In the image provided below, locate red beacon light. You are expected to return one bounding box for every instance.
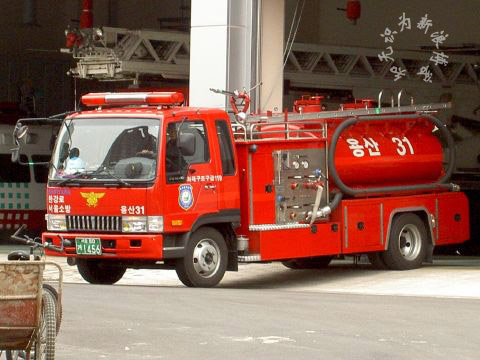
[81,92,185,107]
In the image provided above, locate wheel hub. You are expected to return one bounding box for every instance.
[192,239,220,278]
[398,224,422,261]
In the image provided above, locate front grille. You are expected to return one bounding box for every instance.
[67,215,121,232]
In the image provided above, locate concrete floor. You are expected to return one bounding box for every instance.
[1,246,478,298]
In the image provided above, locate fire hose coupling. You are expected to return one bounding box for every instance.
[306,192,344,223]
[306,206,331,221]
[303,181,324,190]
[451,183,460,192]
[314,168,326,179]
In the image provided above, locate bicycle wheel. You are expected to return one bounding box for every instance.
[42,284,62,334]
[33,291,57,360]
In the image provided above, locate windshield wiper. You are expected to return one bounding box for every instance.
[55,168,131,187]
[49,110,78,119]
[55,170,97,186]
[94,166,131,186]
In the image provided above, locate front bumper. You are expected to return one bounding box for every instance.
[42,232,165,260]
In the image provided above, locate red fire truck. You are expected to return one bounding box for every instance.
[12,91,470,287]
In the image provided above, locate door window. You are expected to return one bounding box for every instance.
[166,120,210,183]
[215,120,235,176]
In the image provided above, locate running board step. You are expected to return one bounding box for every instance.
[238,254,262,262]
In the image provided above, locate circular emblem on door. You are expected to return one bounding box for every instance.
[178,184,194,210]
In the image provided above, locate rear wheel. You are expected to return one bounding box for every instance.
[77,259,127,284]
[282,256,333,269]
[175,227,228,287]
[382,213,427,270]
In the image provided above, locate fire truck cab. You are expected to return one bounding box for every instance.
[13,91,470,287]
[38,92,240,287]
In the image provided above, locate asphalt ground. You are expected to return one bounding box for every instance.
[51,284,480,359]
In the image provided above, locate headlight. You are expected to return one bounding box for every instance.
[46,214,67,231]
[122,216,163,233]
[147,216,163,232]
[122,216,147,233]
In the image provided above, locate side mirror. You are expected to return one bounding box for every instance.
[13,124,29,141]
[59,143,70,163]
[178,132,196,156]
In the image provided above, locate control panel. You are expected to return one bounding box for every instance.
[273,149,328,224]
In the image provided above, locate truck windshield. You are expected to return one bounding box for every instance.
[49,118,160,183]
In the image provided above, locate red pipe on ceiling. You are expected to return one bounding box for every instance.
[80,0,93,29]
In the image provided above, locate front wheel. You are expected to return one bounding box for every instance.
[42,284,62,334]
[382,213,427,270]
[33,291,57,360]
[77,259,127,284]
[175,227,228,288]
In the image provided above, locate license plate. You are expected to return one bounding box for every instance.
[76,238,102,255]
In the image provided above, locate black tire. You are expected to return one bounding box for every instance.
[282,256,333,269]
[175,227,228,288]
[77,259,127,284]
[43,284,62,334]
[33,291,57,360]
[382,213,427,270]
[368,252,389,270]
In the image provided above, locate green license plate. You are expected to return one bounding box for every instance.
[76,238,102,255]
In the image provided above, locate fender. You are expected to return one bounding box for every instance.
[384,206,435,262]
[162,209,241,260]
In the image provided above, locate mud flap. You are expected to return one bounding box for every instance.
[227,250,238,271]
[425,242,434,263]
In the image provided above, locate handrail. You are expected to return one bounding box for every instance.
[397,88,415,108]
[377,88,395,108]
[248,120,326,140]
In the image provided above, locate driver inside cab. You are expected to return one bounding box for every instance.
[165,123,187,174]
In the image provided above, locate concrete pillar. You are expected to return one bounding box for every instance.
[189,0,285,113]
[189,0,255,109]
[258,0,284,112]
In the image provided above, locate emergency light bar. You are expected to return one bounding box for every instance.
[81,92,185,107]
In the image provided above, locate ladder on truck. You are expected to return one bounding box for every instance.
[232,90,452,142]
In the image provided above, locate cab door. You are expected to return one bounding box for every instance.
[212,115,240,211]
[163,117,219,232]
